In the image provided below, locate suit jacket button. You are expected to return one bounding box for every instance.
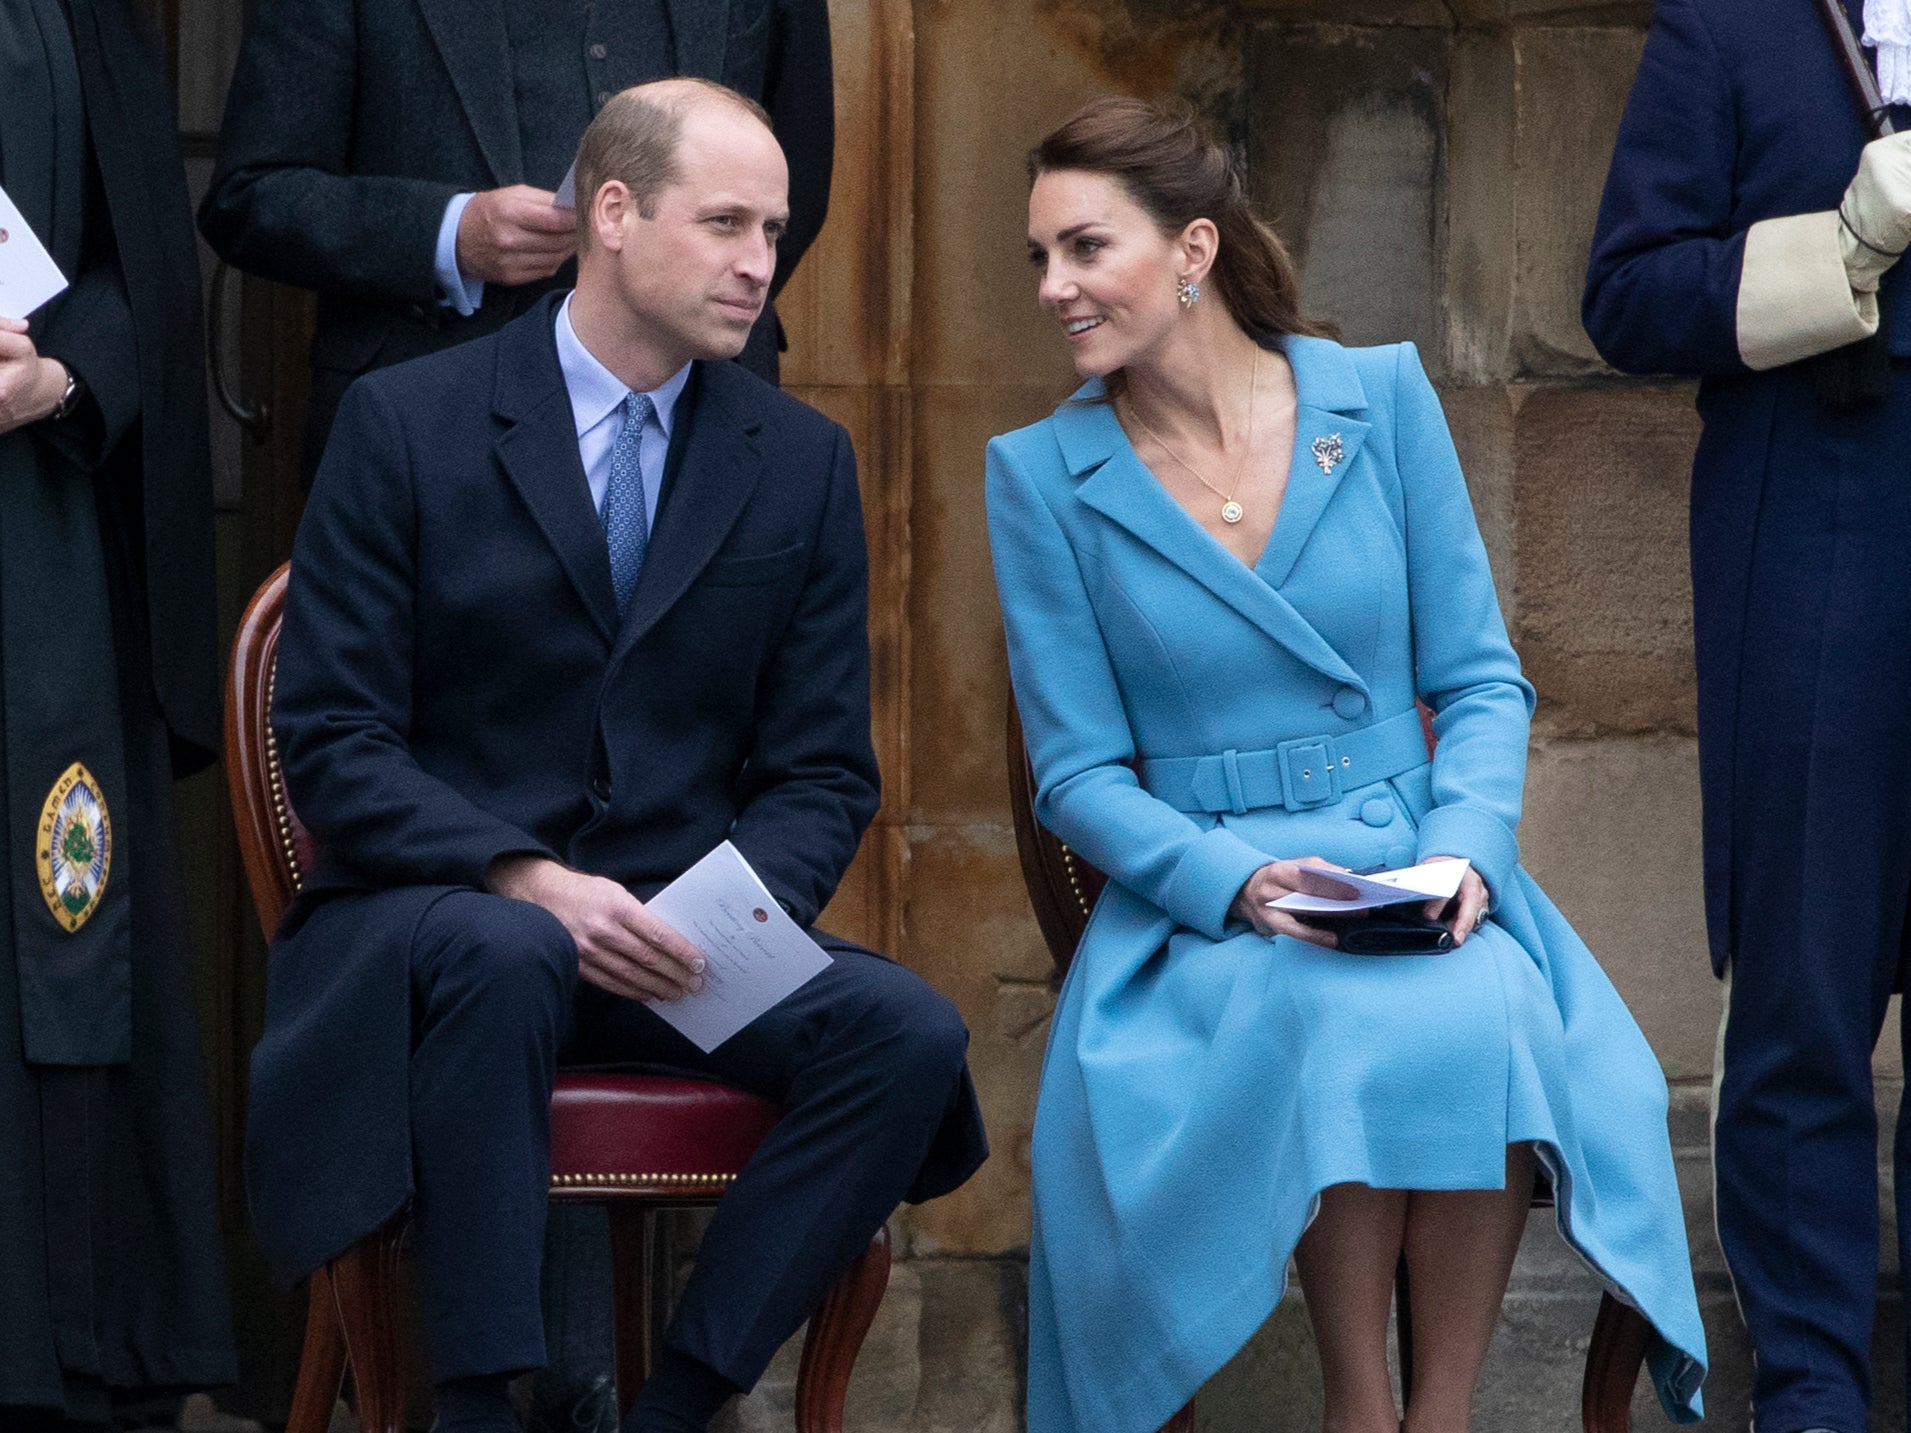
[589,42,608,59]
[596,90,612,107]
[591,776,611,801]
[1332,687,1366,720]
[1360,798,1393,828]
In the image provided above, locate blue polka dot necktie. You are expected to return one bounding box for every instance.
[603,391,651,614]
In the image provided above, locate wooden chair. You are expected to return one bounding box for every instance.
[1004,697,1653,1433]
[226,562,890,1433]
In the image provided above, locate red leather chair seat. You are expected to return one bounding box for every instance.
[549,1074,782,1193]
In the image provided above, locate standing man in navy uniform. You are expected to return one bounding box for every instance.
[1586,3,1911,1429]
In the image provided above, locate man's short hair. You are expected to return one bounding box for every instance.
[573,80,774,250]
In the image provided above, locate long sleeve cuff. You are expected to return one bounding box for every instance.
[434,193,485,316]
[1736,210,1879,370]
[1415,806,1519,910]
[1159,824,1274,940]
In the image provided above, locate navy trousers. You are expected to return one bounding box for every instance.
[406,891,973,1387]
[1712,363,1911,1433]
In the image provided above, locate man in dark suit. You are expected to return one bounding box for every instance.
[1585,3,1911,1429]
[197,0,831,481]
[253,81,985,1433]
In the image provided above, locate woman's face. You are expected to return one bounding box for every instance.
[1027,169,1186,377]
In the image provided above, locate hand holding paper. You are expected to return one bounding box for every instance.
[0,184,68,321]
[1268,857,1470,914]
[643,842,832,1052]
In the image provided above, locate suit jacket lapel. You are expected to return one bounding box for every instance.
[1057,383,1365,691]
[613,363,764,654]
[492,301,619,642]
[415,0,522,185]
[666,0,731,78]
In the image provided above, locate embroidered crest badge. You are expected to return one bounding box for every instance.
[36,762,112,933]
[1312,433,1345,475]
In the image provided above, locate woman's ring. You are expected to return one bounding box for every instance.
[1471,913,1486,933]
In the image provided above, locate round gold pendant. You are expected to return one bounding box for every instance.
[1221,500,1244,524]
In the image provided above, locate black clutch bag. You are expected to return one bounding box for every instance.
[1296,905,1454,955]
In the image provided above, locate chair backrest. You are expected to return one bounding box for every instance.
[225,561,316,938]
[1005,694,1107,982]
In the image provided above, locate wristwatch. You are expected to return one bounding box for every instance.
[49,364,83,421]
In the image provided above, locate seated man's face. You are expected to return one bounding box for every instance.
[615,104,791,363]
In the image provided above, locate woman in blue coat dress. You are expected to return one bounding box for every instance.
[986,99,1707,1433]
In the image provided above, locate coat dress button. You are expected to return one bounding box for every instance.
[1360,798,1393,828]
[1332,687,1366,720]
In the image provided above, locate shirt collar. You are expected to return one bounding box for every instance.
[555,291,691,440]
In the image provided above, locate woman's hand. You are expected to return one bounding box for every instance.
[0,318,67,436]
[1422,858,1489,948]
[1229,858,1359,949]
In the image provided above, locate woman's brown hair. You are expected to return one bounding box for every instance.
[1029,97,1335,347]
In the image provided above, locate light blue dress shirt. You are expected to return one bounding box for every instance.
[434,194,485,316]
[553,291,689,530]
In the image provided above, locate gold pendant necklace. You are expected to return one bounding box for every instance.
[1123,348,1260,525]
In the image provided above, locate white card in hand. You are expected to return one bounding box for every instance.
[552,161,577,209]
[643,841,832,1052]
[1268,857,1470,914]
[0,184,68,320]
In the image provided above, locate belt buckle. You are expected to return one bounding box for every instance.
[1277,737,1338,809]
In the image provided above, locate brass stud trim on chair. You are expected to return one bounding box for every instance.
[1061,846,1091,919]
[549,1171,739,1189]
[265,666,304,893]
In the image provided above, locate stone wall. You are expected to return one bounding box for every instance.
[752,1,1907,1428]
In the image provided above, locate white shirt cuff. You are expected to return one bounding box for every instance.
[1736,210,1880,371]
[434,193,485,316]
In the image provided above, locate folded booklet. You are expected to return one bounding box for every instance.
[1266,856,1469,915]
[0,183,68,320]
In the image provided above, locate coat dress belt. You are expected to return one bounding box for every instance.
[1135,709,1428,816]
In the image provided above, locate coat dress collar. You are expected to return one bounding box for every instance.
[1048,335,1374,692]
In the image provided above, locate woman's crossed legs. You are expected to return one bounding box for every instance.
[1293,1144,1536,1433]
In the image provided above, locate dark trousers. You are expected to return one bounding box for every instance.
[406,891,971,1386]
[1711,367,1911,1433]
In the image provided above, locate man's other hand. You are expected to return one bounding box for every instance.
[456,186,579,287]
[487,854,706,1001]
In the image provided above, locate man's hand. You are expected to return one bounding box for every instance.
[1228,858,1358,949]
[488,854,706,1001]
[1841,132,1911,292]
[0,319,68,436]
[456,186,579,288]
[1421,859,1490,949]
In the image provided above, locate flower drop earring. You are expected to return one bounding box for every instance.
[1176,275,1201,308]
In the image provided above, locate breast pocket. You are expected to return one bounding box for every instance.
[696,542,805,588]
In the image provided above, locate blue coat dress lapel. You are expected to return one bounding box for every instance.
[1053,346,1370,693]
[1258,336,1372,588]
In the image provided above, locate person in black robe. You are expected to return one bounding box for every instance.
[0,0,235,1427]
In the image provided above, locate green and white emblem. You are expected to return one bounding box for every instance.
[36,762,112,933]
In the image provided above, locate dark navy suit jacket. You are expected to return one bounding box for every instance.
[246,294,879,1279]
[1584,0,1911,971]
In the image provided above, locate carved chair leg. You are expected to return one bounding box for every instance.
[608,1203,657,1421]
[1393,1255,1414,1405]
[1156,1402,1196,1433]
[793,1223,892,1433]
[1580,1292,1648,1433]
[330,1221,410,1433]
[284,1267,348,1433]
